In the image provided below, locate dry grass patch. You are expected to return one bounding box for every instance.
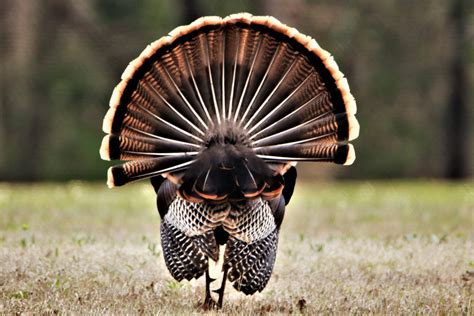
[0,181,472,314]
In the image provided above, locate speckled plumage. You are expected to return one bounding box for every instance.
[160,194,280,294]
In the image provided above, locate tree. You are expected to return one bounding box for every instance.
[446,0,469,179]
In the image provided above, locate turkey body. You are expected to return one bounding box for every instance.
[151,135,297,297]
[100,13,359,308]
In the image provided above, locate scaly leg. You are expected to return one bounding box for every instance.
[214,266,228,308]
[202,270,217,309]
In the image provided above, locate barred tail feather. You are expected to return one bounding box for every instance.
[252,112,360,147]
[257,143,356,166]
[100,134,199,161]
[107,156,195,188]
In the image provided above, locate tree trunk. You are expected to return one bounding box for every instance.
[2,0,39,180]
[446,0,468,179]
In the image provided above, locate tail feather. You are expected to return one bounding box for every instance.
[248,87,341,139]
[139,75,206,137]
[242,49,310,129]
[107,156,195,188]
[222,25,239,120]
[185,32,221,122]
[257,143,355,165]
[232,30,264,122]
[117,125,200,148]
[100,134,199,161]
[244,70,318,135]
[253,112,359,147]
[205,28,225,122]
[157,53,210,131]
[104,91,203,144]
[173,43,213,124]
[239,40,299,125]
[100,13,360,192]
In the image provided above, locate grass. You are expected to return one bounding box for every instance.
[0,180,472,314]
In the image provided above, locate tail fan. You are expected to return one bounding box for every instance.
[100,13,359,194]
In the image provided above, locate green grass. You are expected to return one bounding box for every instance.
[0,181,473,314]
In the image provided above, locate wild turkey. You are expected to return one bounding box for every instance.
[100,13,359,308]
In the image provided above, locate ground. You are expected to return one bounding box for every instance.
[0,181,472,314]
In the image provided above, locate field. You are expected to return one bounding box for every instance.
[0,181,472,314]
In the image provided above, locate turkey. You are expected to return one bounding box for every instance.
[100,13,359,308]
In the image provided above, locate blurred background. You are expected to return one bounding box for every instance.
[0,0,473,182]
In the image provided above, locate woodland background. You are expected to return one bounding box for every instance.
[1,0,473,181]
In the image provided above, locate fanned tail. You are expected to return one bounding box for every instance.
[100,13,359,194]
